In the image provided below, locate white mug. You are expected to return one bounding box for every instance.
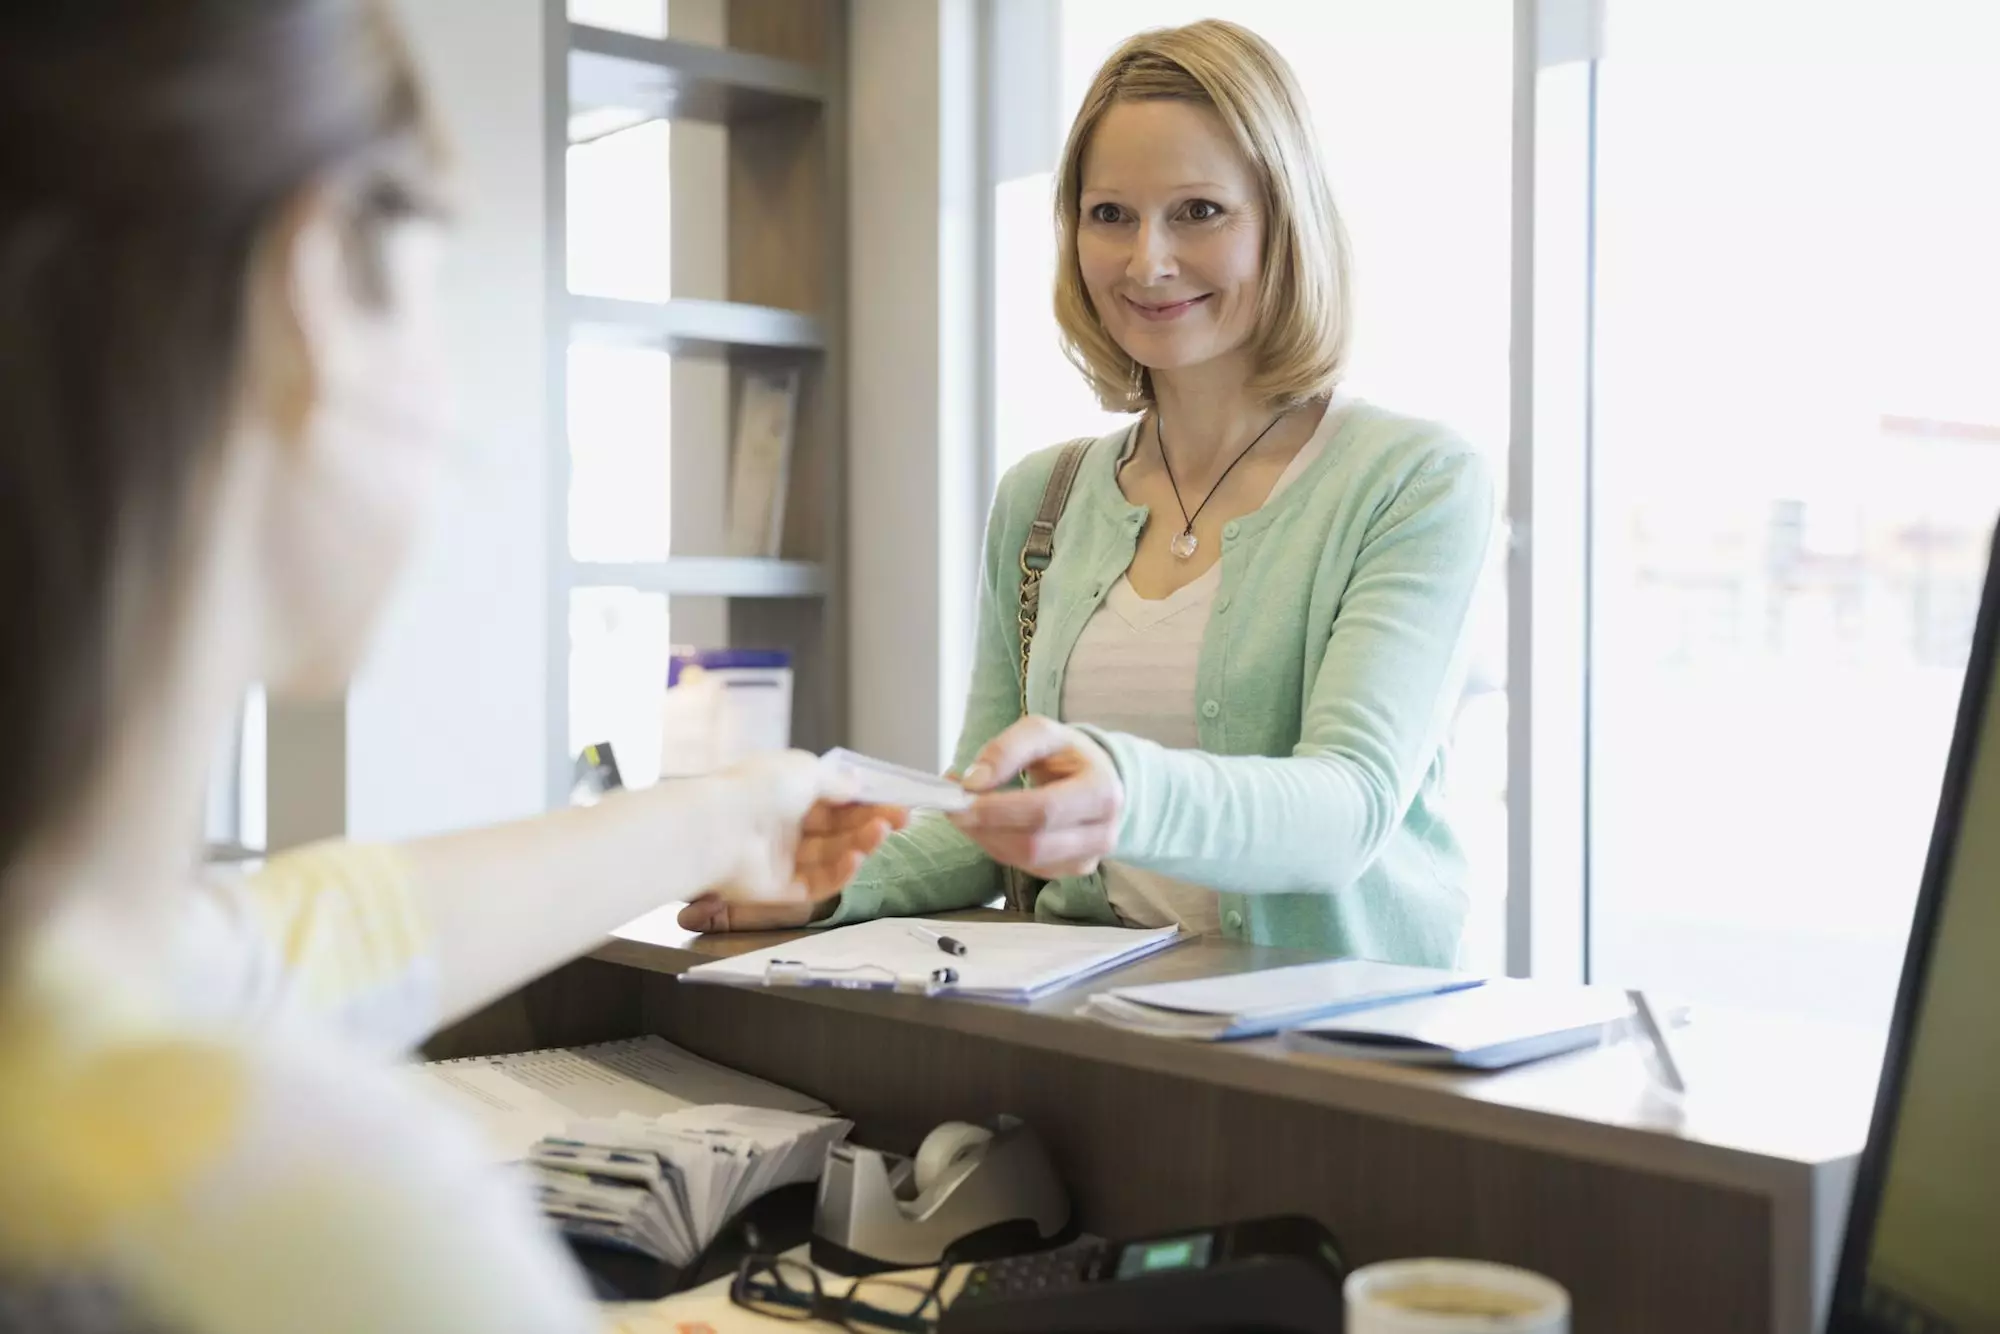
[1345,1259,1570,1333]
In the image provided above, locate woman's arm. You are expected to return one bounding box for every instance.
[1086,450,1495,892]
[405,753,896,1025]
[954,450,1495,895]
[222,754,898,1043]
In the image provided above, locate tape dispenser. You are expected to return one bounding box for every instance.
[810,1115,1072,1275]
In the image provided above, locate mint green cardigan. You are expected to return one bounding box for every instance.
[822,401,1496,966]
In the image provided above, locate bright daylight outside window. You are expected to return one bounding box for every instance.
[1589,0,2000,1022]
[565,0,678,780]
[991,1,1513,970]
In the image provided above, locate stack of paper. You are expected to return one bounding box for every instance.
[679,917,1182,1002]
[1079,959,1485,1041]
[411,1036,833,1163]
[531,1104,852,1267]
[1281,979,1638,1070]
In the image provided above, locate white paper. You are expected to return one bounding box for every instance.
[1284,980,1636,1067]
[681,916,1181,1001]
[538,1105,852,1266]
[416,1065,590,1162]
[410,1035,831,1163]
[1294,980,1633,1050]
[819,748,975,812]
[1082,959,1485,1039]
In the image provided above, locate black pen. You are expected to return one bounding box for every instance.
[907,923,968,957]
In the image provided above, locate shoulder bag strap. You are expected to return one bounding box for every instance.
[1002,437,1092,914]
[1016,438,1093,718]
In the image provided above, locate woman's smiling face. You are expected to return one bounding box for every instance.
[1075,97,1266,378]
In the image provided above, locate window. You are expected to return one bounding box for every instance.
[986,2,2000,1015]
[569,586,672,787]
[569,121,672,303]
[1587,0,2000,1021]
[568,0,665,40]
[987,2,1513,970]
[561,2,679,790]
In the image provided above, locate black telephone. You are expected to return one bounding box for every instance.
[938,1214,1346,1334]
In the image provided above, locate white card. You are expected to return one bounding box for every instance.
[818,748,975,812]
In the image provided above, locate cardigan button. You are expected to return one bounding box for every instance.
[1224,909,1245,932]
[1201,699,1221,719]
[1222,520,1242,540]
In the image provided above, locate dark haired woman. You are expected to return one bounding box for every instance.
[0,7,893,1330]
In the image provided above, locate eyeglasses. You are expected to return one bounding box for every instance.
[730,1253,948,1333]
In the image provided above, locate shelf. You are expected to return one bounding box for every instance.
[547,3,845,802]
[567,558,830,599]
[568,24,825,133]
[569,295,824,356]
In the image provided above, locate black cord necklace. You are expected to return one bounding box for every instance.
[1156,407,1289,559]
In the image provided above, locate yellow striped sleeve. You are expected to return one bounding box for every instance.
[0,1016,243,1269]
[243,841,431,1019]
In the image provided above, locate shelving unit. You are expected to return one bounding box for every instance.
[562,557,829,598]
[569,293,825,354]
[546,0,847,803]
[568,22,827,126]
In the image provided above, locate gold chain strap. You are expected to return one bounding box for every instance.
[1016,548,1044,719]
[1003,438,1091,914]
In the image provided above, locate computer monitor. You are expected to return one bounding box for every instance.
[1827,525,2000,1334]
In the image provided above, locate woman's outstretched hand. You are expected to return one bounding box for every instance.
[946,716,1124,879]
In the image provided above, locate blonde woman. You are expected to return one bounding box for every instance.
[685,20,1494,967]
[0,4,897,1331]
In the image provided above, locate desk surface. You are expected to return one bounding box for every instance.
[598,907,1879,1198]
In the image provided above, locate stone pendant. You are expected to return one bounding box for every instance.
[1169,529,1199,560]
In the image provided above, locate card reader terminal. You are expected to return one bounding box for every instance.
[939,1214,1346,1334]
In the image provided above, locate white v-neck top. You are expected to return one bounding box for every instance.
[1060,409,1334,933]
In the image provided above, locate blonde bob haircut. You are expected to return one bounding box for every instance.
[1053,20,1353,413]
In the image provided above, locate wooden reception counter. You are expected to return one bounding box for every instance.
[427,911,1876,1334]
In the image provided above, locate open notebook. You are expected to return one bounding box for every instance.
[1281,980,1638,1070]
[1079,959,1484,1041]
[410,1035,831,1163]
[680,917,1181,1002]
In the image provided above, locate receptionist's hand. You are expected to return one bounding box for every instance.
[677,893,837,933]
[948,716,1124,879]
[704,751,908,906]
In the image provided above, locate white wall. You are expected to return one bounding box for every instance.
[847,0,983,772]
[340,0,551,841]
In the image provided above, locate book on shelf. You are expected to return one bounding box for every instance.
[725,366,801,559]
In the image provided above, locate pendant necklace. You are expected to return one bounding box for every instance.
[1157,407,1289,560]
